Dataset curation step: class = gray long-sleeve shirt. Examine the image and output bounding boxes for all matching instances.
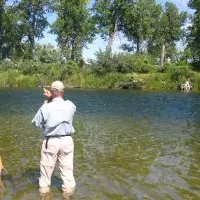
[32,97,76,137]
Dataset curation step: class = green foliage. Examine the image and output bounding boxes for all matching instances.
[16,75,38,88]
[119,73,145,89]
[0,0,52,59]
[44,60,80,82]
[92,0,125,52]
[167,65,194,83]
[100,72,126,88]
[114,53,156,74]
[91,51,156,75]
[188,0,200,64]
[34,44,60,63]
[0,0,199,91]
[0,0,23,59]
[159,2,187,45]
[0,60,200,91]
[144,73,174,90]
[0,60,14,71]
[148,2,187,65]
[91,51,117,75]
[18,0,51,57]
[51,0,95,60]
[5,69,20,87]
[18,60,47,75]
[121,0,160,52]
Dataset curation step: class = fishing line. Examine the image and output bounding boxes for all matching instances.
[33,65,45,88]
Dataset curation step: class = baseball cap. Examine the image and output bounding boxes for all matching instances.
[51,81,65,92]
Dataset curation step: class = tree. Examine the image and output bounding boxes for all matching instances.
[121,0,160,53]
[0,0,25,59]
[92,0,132,53]
[0,0,5,59]
[150,2,187,67]
[51,0,95,61]
[187,0,200,62]
[17,0,51,58]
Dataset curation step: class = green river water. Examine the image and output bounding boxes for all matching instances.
[0,89,199,200]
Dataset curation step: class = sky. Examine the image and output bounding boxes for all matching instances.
[37,0,192,61]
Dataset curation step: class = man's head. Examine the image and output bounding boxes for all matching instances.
[50,80,65,98]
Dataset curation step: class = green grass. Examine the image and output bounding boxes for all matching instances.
[0,61,200,91]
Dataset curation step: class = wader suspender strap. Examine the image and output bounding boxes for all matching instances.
[45,134,72,149]
[45,137,50,149]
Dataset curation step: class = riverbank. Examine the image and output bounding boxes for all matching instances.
[0,60,199,91]
[0,70,199,91]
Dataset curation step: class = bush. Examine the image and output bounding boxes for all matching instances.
[5,69,20,87]
[18,60,48,75]
[90,51,117,75]
[115,53,155,74]
[16,75,38,88]
[0,60,14,71]
[118,73,145,89]
[144,73,174,90]
[90,51,156,75]
[167,65,195,83]
[46,61,80,82]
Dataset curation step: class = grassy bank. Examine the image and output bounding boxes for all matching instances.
[0,59,200,91]
[0,68,200,91]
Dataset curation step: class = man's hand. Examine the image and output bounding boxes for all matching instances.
[43,100,49,104]
[43,88,52,99]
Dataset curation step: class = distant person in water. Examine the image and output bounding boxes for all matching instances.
[32,81,76,199]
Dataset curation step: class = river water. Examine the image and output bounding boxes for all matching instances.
[0,89,200,200]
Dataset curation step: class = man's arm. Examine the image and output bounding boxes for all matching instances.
[32,89,51,130]
[32,108,45,130]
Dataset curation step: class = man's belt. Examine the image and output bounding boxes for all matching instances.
[45,134,71,149]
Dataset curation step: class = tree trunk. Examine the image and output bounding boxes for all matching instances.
[136,40,140,53]
[71,38,75,61]
[28,35,35,59]
[160,44,165,68]
[106,18,118,53]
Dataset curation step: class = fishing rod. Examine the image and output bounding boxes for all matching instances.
[33,65,50,94]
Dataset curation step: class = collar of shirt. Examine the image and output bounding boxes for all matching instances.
[52,97,64,102]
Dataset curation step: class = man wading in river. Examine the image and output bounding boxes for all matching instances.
[32,81,76,199]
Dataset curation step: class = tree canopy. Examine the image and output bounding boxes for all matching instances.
[0,0,199,68]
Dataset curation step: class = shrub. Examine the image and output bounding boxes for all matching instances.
[5,69,20,87]
[19,60,48,75]
[167,65,194,83]
[16,75,38,88]
[115,53,155,74]
[118,73,145,89]
[46,61,80,82]
[144,73,174,90]
[0,60,14,71]
[90,51,156,75]
[90,50,117,75]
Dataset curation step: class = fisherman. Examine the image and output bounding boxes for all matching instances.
[32,80,76,199]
